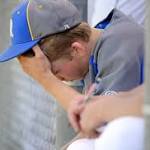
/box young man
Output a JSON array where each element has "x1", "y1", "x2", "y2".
[
  {"x1": 0, "y1": 0, "x2": 144, "y2": 144},
  {"x1": 0, "y1": 0, "x2": 144, "y2": 109}
]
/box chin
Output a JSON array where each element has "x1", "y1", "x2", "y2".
[
  {"x1": 62, "y1": 74, "x2": 86, "y2": 81},
  {"x1": 67, "y1": 77, "x2": 83, "y2": 82}
]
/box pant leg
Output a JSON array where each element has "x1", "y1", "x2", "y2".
[
  {"x1": 67, "y1": 138, "x2": 95, "y2": 150},
  {"x1": 67, "y1": 117, "x2": 144, "y2": 150},
  {"x1": 95, "y1": 117, "x2": 144, "y2": 150}
]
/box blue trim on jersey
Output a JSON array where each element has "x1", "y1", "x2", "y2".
[
  {"x1": 95, "y1": 21, "x2": 110, "y2": 29},
  {"x1": 89, "y1": 55, "x2": 98, "y2": 77},
  {"x1": 140, "y1": 58, "x2": 144, "y2": 84}
]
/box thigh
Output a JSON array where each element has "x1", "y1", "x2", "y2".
[
  {"x1": 67, "y1": 138, "x2": 95, "y2": 150},
  {"x1": 95, "y1": 117, "x2": 144, "y2": 150}
]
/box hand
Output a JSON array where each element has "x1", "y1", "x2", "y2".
[
  {"x1": 80, "y1": 86, "x2": 144, "y2": 138},
  {"x1": 68, "y1": 95, "x2": 86, "y2": 132},
  {"x1": 18, "y1": 45, "x2": 53, "y2": 82},
  {"x1": 68, "y1": 83, "x2": 99, "y2": 134},
  {"x1": 79, "y1": 97, "x2": 105, "y2": 138}
]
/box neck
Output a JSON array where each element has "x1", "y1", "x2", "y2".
[{"x1": 87, "y1": 27, "x2": 102, "y2": 56}]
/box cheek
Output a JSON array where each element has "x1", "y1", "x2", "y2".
[
  {"x1": 68, "y1": 64, "x2": 84, "y2": 77},
  {"x1": 62, "y1": 67, "x2": 76, "y2": 76},
  {"x1": 53, "y1": 60, "x2": 87, "y2": 80},
  {"x1": 59, "y1": 65, "x2": 80, "y2": 80}
]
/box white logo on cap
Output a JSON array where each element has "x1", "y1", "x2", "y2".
[
  {"x1": 64, "y1": 24, "x2": 70, "y2": 30},
  {"x1": 10, "y1": 19, "x2": 14, "y2": 38}
]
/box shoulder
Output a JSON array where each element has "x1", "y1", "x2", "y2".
[
  {"x1": 93, "y1": 9, "x2": 144, "y2": 67},
  {"x1": 102, "y1": 9, "x2": 144, "y2": 41}
]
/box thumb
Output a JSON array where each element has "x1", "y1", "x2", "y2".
[{"x1": 32, "y1": 45, "x2": 44, "y2": 57}]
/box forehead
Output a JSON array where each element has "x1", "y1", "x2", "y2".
[
  {"x1": 51, "y1": 58, "x2": 71, "y2": 70},
  {"x1": 52, "y1": 57, "x2": 70, "y2": 65}
]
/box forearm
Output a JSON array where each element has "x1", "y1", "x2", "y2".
[
  {"x1": 126, "y1": 84, "x2": 144, "y2": 116},
  {"x1": 39, "y1": 72, "x2": 81, "y2": 110},
  {"x1": 97, "y1": 85, "x2": 144, "y2": 123},
  {"x1": 18, "y1": 46, "x2": 81, "y2": 111}
]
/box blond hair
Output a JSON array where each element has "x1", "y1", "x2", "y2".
[{"x1": 39, "y1": 22, "x2": 91, "y2": 61}]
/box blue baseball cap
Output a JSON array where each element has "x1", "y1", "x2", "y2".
[{"x1": 0, "y1": 0, "x2": 81, "y2": 62}]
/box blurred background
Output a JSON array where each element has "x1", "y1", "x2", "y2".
[
  {"x1": 0, "y1": 0, "x2": 149, "y2": 150},
  {"x1": 0, "y1": 1, "x2": 87, "y2": 150}
]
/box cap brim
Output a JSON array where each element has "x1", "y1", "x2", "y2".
[{"x1": 0, "y1": 39, "x2": 40, "y2": 62}]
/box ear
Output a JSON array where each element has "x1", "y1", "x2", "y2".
[{"x1": 71, "y1": 41, "x2": 85, "y2": 57}]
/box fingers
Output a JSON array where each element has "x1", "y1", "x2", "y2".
[
  {"x1": 69, "y1": 111, "x2": 80, "y2": 132},
  {"x1": 32, "y1": 45, "x2": 45, "y2": 58},
  {"x1": 80, "y1": 118, "x2": 100, "y2": 138},
  {"x1": 17, "y1": 55, "x2": 22, "y2": 61},
  {"x1": 68, "y1": 104, "x2": 85, "y2": 132},
  {"x1": 17, "y1": 45, "x2": 41, "y2": 60},
  {"x1": 80, "y1": 130, "x2": 99, "y2": 139},
  {"x1": 17, "y1": 54, "x2": 29, "y2": 63}
]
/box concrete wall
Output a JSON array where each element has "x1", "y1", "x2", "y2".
[
  {"x1": 0, "y1": 1, "x2": 57, "y2": 150},
  {"x1": 0, "y1": 1, "x2": 88, "y2": 150}
]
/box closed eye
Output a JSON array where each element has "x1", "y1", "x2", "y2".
[
  {"x1": 51, "y1": 69, "x2": 59, "y2": 75},
  {"x1": 51, "y1": 64, "x2": 59, "y2": 75}
]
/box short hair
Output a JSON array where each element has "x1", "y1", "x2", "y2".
[{"x1": 39, "y1": 22, "x2": 91, "y2": 62}]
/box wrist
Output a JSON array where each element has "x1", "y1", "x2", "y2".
[{"x1": 89, "y1": 98, "x2": 106, "y2": 125}]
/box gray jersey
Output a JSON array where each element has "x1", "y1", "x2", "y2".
[{"x1": 84, "y1": 9, "x2": 144, "y2": 95}]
